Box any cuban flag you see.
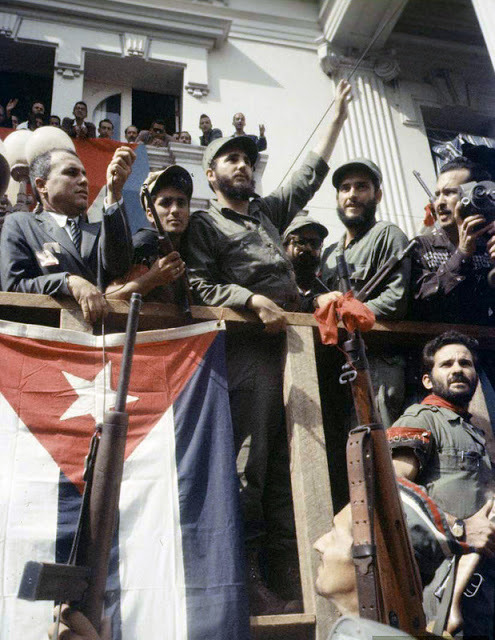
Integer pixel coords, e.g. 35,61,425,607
0,319,249,640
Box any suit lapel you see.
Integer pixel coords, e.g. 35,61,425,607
36,211,81,261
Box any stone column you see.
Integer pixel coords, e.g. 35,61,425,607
471,0,495,74
335,61,415,238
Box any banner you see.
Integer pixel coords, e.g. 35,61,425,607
0,320,249,640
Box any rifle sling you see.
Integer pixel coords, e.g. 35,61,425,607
347,423,381,621
69,426,101,567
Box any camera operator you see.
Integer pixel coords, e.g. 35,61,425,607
410,157,495,326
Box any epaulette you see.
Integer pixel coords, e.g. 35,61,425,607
404,403,441,416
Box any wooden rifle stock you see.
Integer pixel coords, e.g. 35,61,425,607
18,292,143,634
336,255,426,635
140,184,192,320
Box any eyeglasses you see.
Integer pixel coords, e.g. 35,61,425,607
288,237,322,250
152,127,165,134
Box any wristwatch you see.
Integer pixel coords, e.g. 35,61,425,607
451,518,466,539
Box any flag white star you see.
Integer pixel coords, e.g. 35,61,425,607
60,361,138,423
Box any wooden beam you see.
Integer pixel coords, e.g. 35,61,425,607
251,613,316,639
283,326,339,640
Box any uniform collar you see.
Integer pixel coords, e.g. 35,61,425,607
422,393,472,422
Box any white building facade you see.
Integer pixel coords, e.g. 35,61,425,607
1,0,494,239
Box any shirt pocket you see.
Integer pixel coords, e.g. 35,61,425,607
349,264,373,293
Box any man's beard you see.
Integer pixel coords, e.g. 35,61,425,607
337,201,377,230
215,175,255,201
292,252,320,275
430,373,477,407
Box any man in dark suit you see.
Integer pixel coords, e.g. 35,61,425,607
0,146,135,323
62,102,96,139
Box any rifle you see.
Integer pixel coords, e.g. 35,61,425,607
336,255,426,635
140,184,192,320
18,292,143,634
413,170,435,206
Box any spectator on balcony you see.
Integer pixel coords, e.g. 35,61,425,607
17,101,46,130
28,113,46,131
62,102,96,139
184,80,351,615
49,115,61,128
199,114,222,146
231,112,267,152
124,125,139,143
178,131,192,144
136,119,172,147
0,146,135,324
98,119,114,139
282,215,329,311
9,113,20,129
0,99,18,127
410,157,495,326
317,158,411,427
106,165,192,303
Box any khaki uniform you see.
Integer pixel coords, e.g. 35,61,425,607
388,403,493,519
321,220,411,427
389,403,495,638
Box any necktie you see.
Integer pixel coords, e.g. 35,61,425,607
68,217,81,254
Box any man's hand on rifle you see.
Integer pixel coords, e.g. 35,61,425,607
67,275,108,324
48,605,111,640
106,147,136,204
314,290,342,309
246,294,287,333
148,252,186,287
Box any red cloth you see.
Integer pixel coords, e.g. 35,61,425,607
423,203,435,227
422,393,471,421
313,290,375,345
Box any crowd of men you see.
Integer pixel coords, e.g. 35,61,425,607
3,78,495,639
0,98,267,149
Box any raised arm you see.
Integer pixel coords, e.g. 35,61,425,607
313,79,352,164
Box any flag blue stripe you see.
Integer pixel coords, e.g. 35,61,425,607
122,144,150,234
173,333,250,640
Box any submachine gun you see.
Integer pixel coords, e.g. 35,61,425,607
18,292,143,634
335,246,426,635
140,183,192,320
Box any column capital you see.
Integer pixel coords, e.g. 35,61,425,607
318,38,400,82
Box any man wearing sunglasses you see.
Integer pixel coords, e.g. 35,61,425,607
136,119,172,147
282,216,329,311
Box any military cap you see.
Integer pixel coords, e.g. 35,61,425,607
140,165,193,210
282,215,329,243
202,135,258,173
332,158,382,189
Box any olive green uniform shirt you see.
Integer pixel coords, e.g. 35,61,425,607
183,152,329,309
388,404,493,519
320,220,411,320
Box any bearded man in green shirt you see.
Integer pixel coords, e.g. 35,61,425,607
317,158,411,428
